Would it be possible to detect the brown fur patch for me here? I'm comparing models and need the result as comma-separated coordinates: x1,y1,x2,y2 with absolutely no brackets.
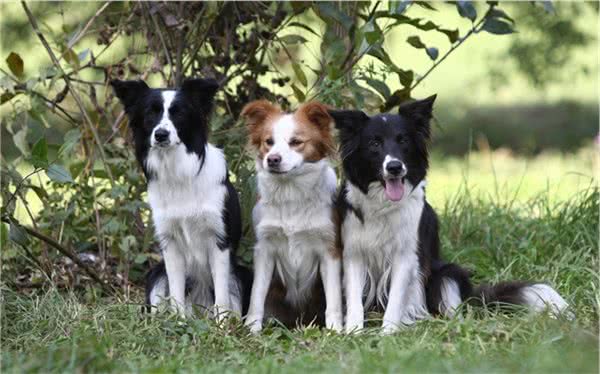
241,100,282,159
293,102,335,162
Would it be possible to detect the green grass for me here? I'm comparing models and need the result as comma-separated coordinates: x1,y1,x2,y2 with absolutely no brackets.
2,157,598,373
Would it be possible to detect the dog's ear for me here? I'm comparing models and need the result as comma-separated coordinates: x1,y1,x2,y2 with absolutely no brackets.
110,80,149,111
398,94,436,140
297,102,333,130
328,110,369,134
241,100,281,148
180,78,219,112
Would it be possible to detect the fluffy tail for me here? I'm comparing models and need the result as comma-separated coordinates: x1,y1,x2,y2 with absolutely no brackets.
426,262,572,318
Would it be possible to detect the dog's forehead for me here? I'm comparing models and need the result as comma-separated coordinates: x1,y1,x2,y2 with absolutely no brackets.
365,114,406,134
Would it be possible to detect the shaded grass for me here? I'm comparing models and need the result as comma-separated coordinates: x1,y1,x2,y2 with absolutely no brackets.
2,185,598,373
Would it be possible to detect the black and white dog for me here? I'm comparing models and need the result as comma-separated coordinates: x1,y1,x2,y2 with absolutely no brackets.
331,95,570,334
111,78,250,319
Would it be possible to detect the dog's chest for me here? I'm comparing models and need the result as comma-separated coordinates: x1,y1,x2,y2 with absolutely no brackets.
147,145,227,255
342,183,425,272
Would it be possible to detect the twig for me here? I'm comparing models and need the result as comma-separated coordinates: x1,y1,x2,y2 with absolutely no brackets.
22,1,115,186
2,216,117,296
144,2,174,83
411,4,495,91
66,2,111,49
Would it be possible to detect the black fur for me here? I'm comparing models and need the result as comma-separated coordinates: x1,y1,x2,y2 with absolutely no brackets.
331,96,553,316
112,78,251,315
111,78,218,179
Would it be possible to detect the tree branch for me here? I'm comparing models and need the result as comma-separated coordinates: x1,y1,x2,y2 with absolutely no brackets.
2,216,117,296
22,1,115,186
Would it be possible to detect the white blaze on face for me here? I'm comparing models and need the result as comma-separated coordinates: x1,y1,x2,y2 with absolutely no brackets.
263,114,304,172
151,90,180,147
382,154,407,202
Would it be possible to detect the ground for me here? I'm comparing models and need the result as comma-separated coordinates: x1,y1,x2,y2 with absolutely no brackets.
2,148,598,373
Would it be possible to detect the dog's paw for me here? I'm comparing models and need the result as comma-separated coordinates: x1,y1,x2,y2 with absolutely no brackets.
244,316,263,334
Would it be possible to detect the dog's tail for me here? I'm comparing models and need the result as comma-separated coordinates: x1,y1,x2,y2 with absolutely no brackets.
144,261,169,313
426,262,572,318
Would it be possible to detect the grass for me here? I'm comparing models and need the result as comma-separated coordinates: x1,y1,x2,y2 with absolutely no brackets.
2,149,598,373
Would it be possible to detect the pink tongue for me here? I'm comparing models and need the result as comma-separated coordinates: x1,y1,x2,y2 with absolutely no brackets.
384,179,405,201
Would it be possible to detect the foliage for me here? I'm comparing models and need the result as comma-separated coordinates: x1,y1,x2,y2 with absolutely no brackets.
0,1,573,293
2,186,598,372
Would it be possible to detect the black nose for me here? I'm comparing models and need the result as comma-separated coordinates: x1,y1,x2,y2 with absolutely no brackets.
267,154,282,168
154,129,170,143
386,160,405,176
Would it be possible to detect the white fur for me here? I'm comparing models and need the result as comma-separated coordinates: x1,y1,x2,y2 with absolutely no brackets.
150,91,181,147
520,283,572,318
146,137,241,317
343,179,429,334
382,155,406,179
245,150,342,332
261,114,304,173
439,278,462,318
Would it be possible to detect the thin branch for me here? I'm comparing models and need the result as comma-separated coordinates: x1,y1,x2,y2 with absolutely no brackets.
144,2,174,83
22,1,115,186
2,216,117,296
66,2,112,49
411,5,495,91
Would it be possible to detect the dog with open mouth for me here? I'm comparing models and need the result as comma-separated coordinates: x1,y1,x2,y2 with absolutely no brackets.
241,100,343,332
331,95,571,334
111,78,251,319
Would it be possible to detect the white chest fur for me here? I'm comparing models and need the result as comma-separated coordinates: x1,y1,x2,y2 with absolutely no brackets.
343,180,427,310
147,144,227,277
253,161,337,305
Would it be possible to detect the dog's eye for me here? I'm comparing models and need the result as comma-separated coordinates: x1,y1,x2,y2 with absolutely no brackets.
289,138,303,147
369,139,381,148
265,138,274,146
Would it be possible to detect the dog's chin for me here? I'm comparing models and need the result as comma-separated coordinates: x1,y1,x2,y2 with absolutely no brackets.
382,177,405,202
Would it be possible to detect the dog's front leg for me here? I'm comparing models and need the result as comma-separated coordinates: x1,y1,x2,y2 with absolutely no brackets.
381,252,415,334
320,251,343,332
163,244,187,316
244,244,274,333
210,246,232,322
344,254,366,333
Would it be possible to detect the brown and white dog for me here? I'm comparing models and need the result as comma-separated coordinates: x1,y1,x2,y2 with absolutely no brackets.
241,100,343,332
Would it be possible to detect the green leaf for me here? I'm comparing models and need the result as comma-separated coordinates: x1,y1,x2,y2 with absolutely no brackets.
392,0,412,15
407,35,426,49
481,18,515,35
364,78,391,99
488,8,514,23
59,129,81,156
0,223,8,248
426,47,439,60
314,2,353,30
279,34,308,45
406,36,438,61
134,253,148,264
6,52,24,78
291,83,305,102
46,164,74,183
12,127,29,156
363,20,383,45
63,48,79,68
438,28,460,44
9,222,29,247
457,1,477,22
292,63,308,87
396,69,414,88
30,137,49,168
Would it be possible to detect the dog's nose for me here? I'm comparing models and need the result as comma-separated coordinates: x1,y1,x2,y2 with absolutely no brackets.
154,129,170,143
267,154,282,168
385,160,405,176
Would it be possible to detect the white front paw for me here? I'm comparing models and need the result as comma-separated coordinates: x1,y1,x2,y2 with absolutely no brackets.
326,313,343,332
381,320,400,335
244,315,263,334
345,313,364,334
